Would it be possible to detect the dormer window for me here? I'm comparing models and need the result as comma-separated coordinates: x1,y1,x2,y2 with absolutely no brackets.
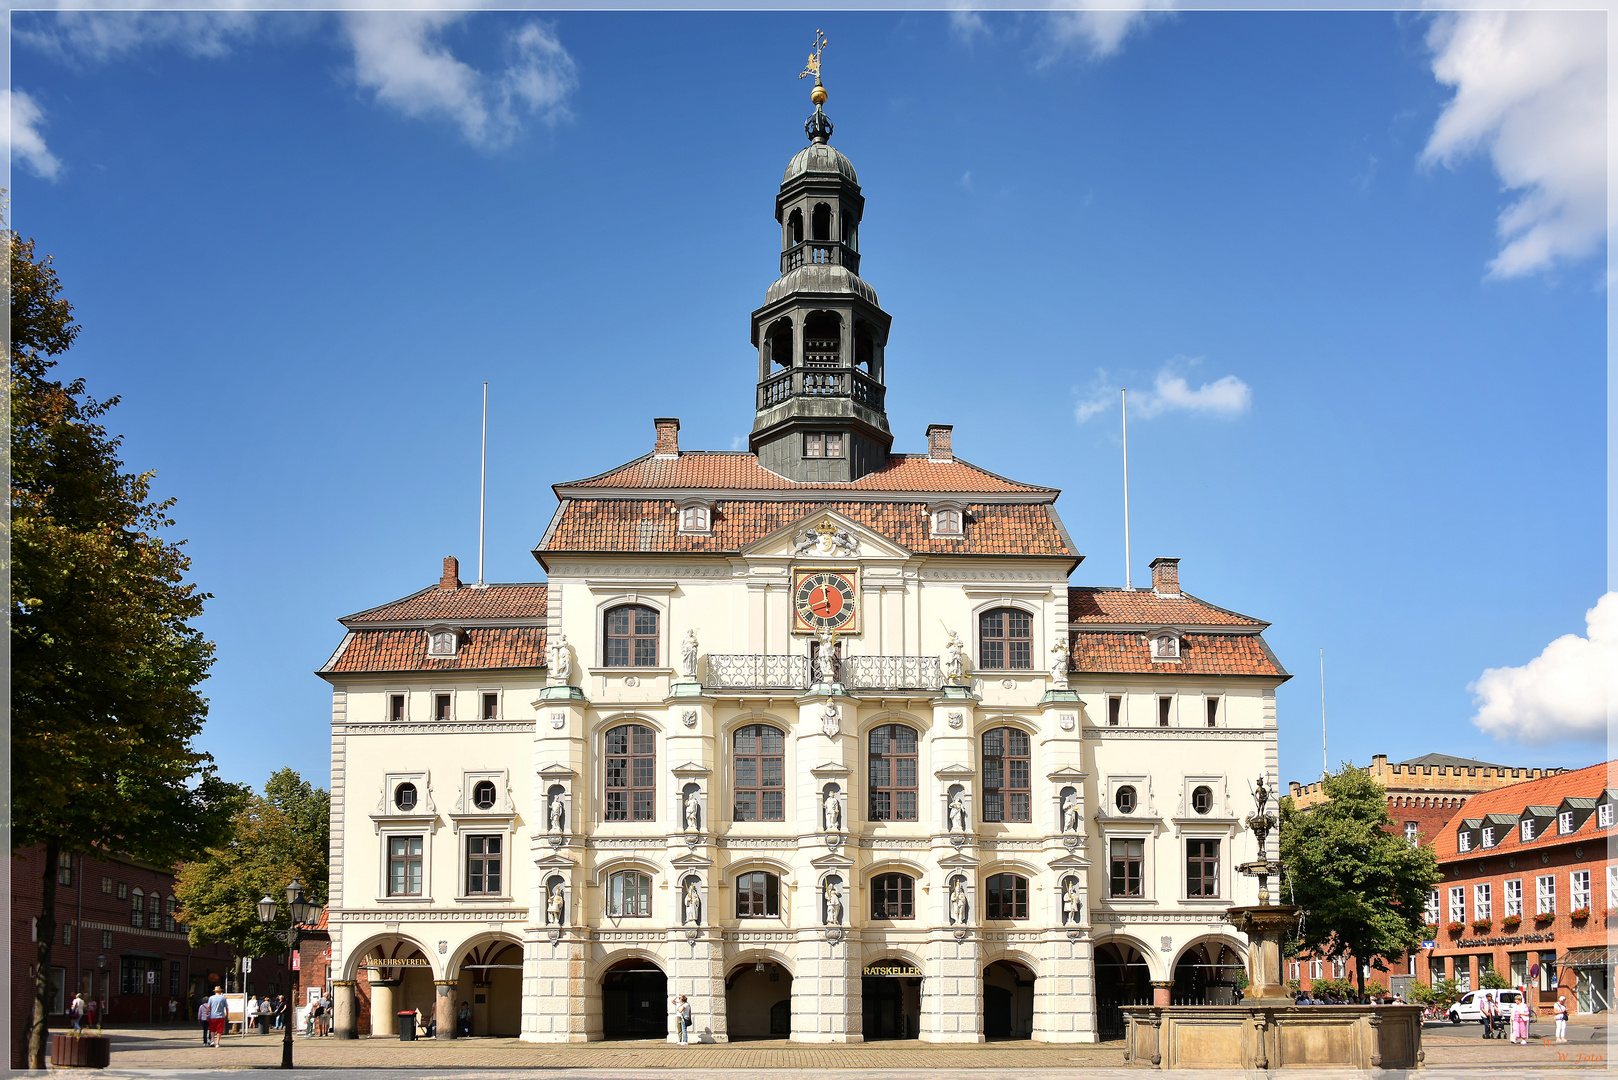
932,508,962,536
1521,819,1535,842
679,506,710,533
427,629,457,657
1458,831,1471,852
1151,634,1180,660
1559,811,1574,834
1482,827,1495,848
1600,803,1613,829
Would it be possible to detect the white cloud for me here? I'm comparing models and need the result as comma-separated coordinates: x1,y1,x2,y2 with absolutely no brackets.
7,90,64,181
1074,359,1251,423
342,13,575,149
729,435,746,451
1422,12,1606,279
1040,1,1172,63
1469,593,1617,745
948,8,989,44
16,10,259,64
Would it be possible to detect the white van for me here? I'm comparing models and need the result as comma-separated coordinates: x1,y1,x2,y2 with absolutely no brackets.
1449,988,1524,1023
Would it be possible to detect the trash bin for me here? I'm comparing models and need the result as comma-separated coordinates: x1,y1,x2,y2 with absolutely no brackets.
397,1011,416,1041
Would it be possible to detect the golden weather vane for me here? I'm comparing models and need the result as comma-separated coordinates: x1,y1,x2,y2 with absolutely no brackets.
798,28,829,105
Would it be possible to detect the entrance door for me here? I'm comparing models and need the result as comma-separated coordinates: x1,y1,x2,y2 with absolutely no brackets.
860,976,919,1039
602,961,667,1039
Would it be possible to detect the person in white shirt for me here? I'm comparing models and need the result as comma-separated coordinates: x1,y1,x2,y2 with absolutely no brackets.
1554,996,1569,1042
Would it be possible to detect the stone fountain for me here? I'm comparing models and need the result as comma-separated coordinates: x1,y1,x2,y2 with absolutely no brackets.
1120,777,1424,1070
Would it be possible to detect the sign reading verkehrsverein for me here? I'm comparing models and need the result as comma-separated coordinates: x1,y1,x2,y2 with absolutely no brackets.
364,958,433,967
862,963,921,978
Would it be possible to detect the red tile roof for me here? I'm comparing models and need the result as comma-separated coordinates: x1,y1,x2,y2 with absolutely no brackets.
1431,760,1616,861
1069,631,1287,677
540,499,1074,557
343,584,548,624
560,452,1054,495
1068,587,1265,627
321,627,547,674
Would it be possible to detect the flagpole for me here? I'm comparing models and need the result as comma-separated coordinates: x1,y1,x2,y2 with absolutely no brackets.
1121,388,1133,590
1320,648,1328,779
478,382,488,588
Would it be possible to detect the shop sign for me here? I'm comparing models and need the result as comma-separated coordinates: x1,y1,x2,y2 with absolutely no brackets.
862,963,921,978
365,958,433,968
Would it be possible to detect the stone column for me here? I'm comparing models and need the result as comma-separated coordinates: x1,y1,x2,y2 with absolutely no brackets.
368,980,399,1038
792,931,862,1042
331,981,358,1040
433,980,457,1039
669,931,727,1043
1034,935,1096,1042
1151,981,1174,1007
920,935,983,1042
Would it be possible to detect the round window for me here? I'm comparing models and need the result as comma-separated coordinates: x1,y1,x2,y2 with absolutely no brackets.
394,782,418,811
1192,785,1213,815
1115,785,1137,814
473,780,497,810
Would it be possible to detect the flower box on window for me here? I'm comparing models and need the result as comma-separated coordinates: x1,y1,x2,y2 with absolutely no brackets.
1501,915,1521,931
1471,918,1493,933
1533,911,1555,925
1570,908,1590,921
1446,921,1466,935
1422,923,1439,938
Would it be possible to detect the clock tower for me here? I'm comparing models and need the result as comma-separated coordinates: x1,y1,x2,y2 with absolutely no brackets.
749,61,894,482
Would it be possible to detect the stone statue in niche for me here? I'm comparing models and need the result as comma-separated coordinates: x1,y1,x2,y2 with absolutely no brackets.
1063,878,1082,925
546,883,565,925
949,878,968,926
551,634,572,684
948,790,968,833
814,627,839,683
820,701,841,738
823,789,841,831
548,792,566,834
824,880,843,925
680,629,699,679
1061,790,1081,834
1050,639,1069,690
683,790,701,832
942,629,967,683
683,881,701,925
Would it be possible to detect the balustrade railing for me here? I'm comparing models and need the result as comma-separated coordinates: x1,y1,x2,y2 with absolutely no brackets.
755,367,886,412
780,241,861,277
842,655,941,691
706,654,809,690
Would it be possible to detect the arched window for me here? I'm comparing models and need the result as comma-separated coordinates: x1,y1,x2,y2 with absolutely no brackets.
733,725,785,821
130,889,144,928
985,873,1029,920
979,608,1032,670
735,871,780,917
811,202,832,241
605,724,656,821
841,214,858,251
165,897,177,933
787,208,804,245
767,318,794,369
149,902,161,930
803,312,841,367
868,725,918,822
982,728,1031,823
607,870,652,917
871,873,914,919
604,604,659,667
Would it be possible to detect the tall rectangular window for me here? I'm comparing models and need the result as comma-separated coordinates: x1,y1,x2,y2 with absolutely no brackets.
1425,889,1439,924
1504,878,1523,917
607,871,651,918
1474,883,1492,920
1405,822,1419,846
981,727,1031,823
434,693,451,721
1608,865,1617,909
1205,698,1218,727
732,724,785,822
1110,838,1143,897
1157,697,1171,726
1449,886,1465,924
101,876,113,895
481,693,499,720
604,724,657,822
121,958,143,996
1310,959,1322,979
1459,831,1471,852
388,835,423,896
979,608,1032,670
1539,951,1556,991
1559,811,1575,834
868,725,918,822
1536,874,1555,915
1570,869,1591,911
1600,803,1613,829
61,924,72,947
57,859,72,887
466,835,502,895
1483,827,1495,847
170,962,182,996
1521,819,1535,841
804,433,823,457
1107,696,1122,726
1186,839,1220,897
735,871,780,918
389,694,405,722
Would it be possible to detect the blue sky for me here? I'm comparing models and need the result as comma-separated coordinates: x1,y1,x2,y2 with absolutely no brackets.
11,9,1609,795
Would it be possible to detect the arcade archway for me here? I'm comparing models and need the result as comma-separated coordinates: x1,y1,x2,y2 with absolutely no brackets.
601,957,667,1040
1094,940,1152,1040
726,959,792,1039
982,959,1035,1039
1171,941,1245,1005
861,957,921,1040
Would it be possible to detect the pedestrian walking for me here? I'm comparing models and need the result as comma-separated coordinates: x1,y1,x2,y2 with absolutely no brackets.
245,996,258,1035
167,997,178,1024
69,993,85,1034
1554,996,1568,1042
198,999,211,1044
207,985,230,1048
1480,992,1496,1039
1510,988,1530,1044
274,995,286,1030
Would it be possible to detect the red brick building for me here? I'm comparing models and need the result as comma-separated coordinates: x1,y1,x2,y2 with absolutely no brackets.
1418,760,1614,1017
10,845,276,1067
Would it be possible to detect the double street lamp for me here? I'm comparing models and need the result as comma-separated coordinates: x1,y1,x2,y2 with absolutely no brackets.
257,878,323,1070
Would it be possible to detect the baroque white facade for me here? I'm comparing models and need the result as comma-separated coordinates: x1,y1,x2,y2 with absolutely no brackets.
318,85,1288,1045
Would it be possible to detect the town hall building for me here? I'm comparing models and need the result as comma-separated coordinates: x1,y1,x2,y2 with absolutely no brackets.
317,70,1290,1044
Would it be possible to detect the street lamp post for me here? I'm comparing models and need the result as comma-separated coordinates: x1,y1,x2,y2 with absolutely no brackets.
257,879,323,1070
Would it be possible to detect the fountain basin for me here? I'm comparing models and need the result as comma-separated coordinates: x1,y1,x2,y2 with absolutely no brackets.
1120,1003,1424,1070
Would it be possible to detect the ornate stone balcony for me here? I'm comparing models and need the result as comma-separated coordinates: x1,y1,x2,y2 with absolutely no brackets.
756,367,885,411
704,654,940,692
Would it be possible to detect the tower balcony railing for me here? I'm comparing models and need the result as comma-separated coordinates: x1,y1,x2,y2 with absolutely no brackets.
756,368,886,412
781,240,860,277
704,654,940,692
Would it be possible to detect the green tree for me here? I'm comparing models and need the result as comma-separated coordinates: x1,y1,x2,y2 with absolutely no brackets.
1480,969,1512,990
175,769,330,959
9,232,247,1068
1279,763,1440,997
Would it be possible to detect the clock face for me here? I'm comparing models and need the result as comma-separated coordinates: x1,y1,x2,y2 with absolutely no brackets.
794,570,858,633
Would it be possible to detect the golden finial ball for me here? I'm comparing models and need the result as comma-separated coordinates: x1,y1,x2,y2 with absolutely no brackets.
811,84,828,106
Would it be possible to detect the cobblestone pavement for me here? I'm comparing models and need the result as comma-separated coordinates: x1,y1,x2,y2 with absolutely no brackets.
65,1018,1611,1076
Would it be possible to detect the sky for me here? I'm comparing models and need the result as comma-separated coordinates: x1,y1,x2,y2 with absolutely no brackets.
9,8,1610,796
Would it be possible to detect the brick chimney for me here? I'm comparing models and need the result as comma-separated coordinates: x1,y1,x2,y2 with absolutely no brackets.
1149,557,1180,597
926,424,954,462
439,555,461,591
653,417,681,459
